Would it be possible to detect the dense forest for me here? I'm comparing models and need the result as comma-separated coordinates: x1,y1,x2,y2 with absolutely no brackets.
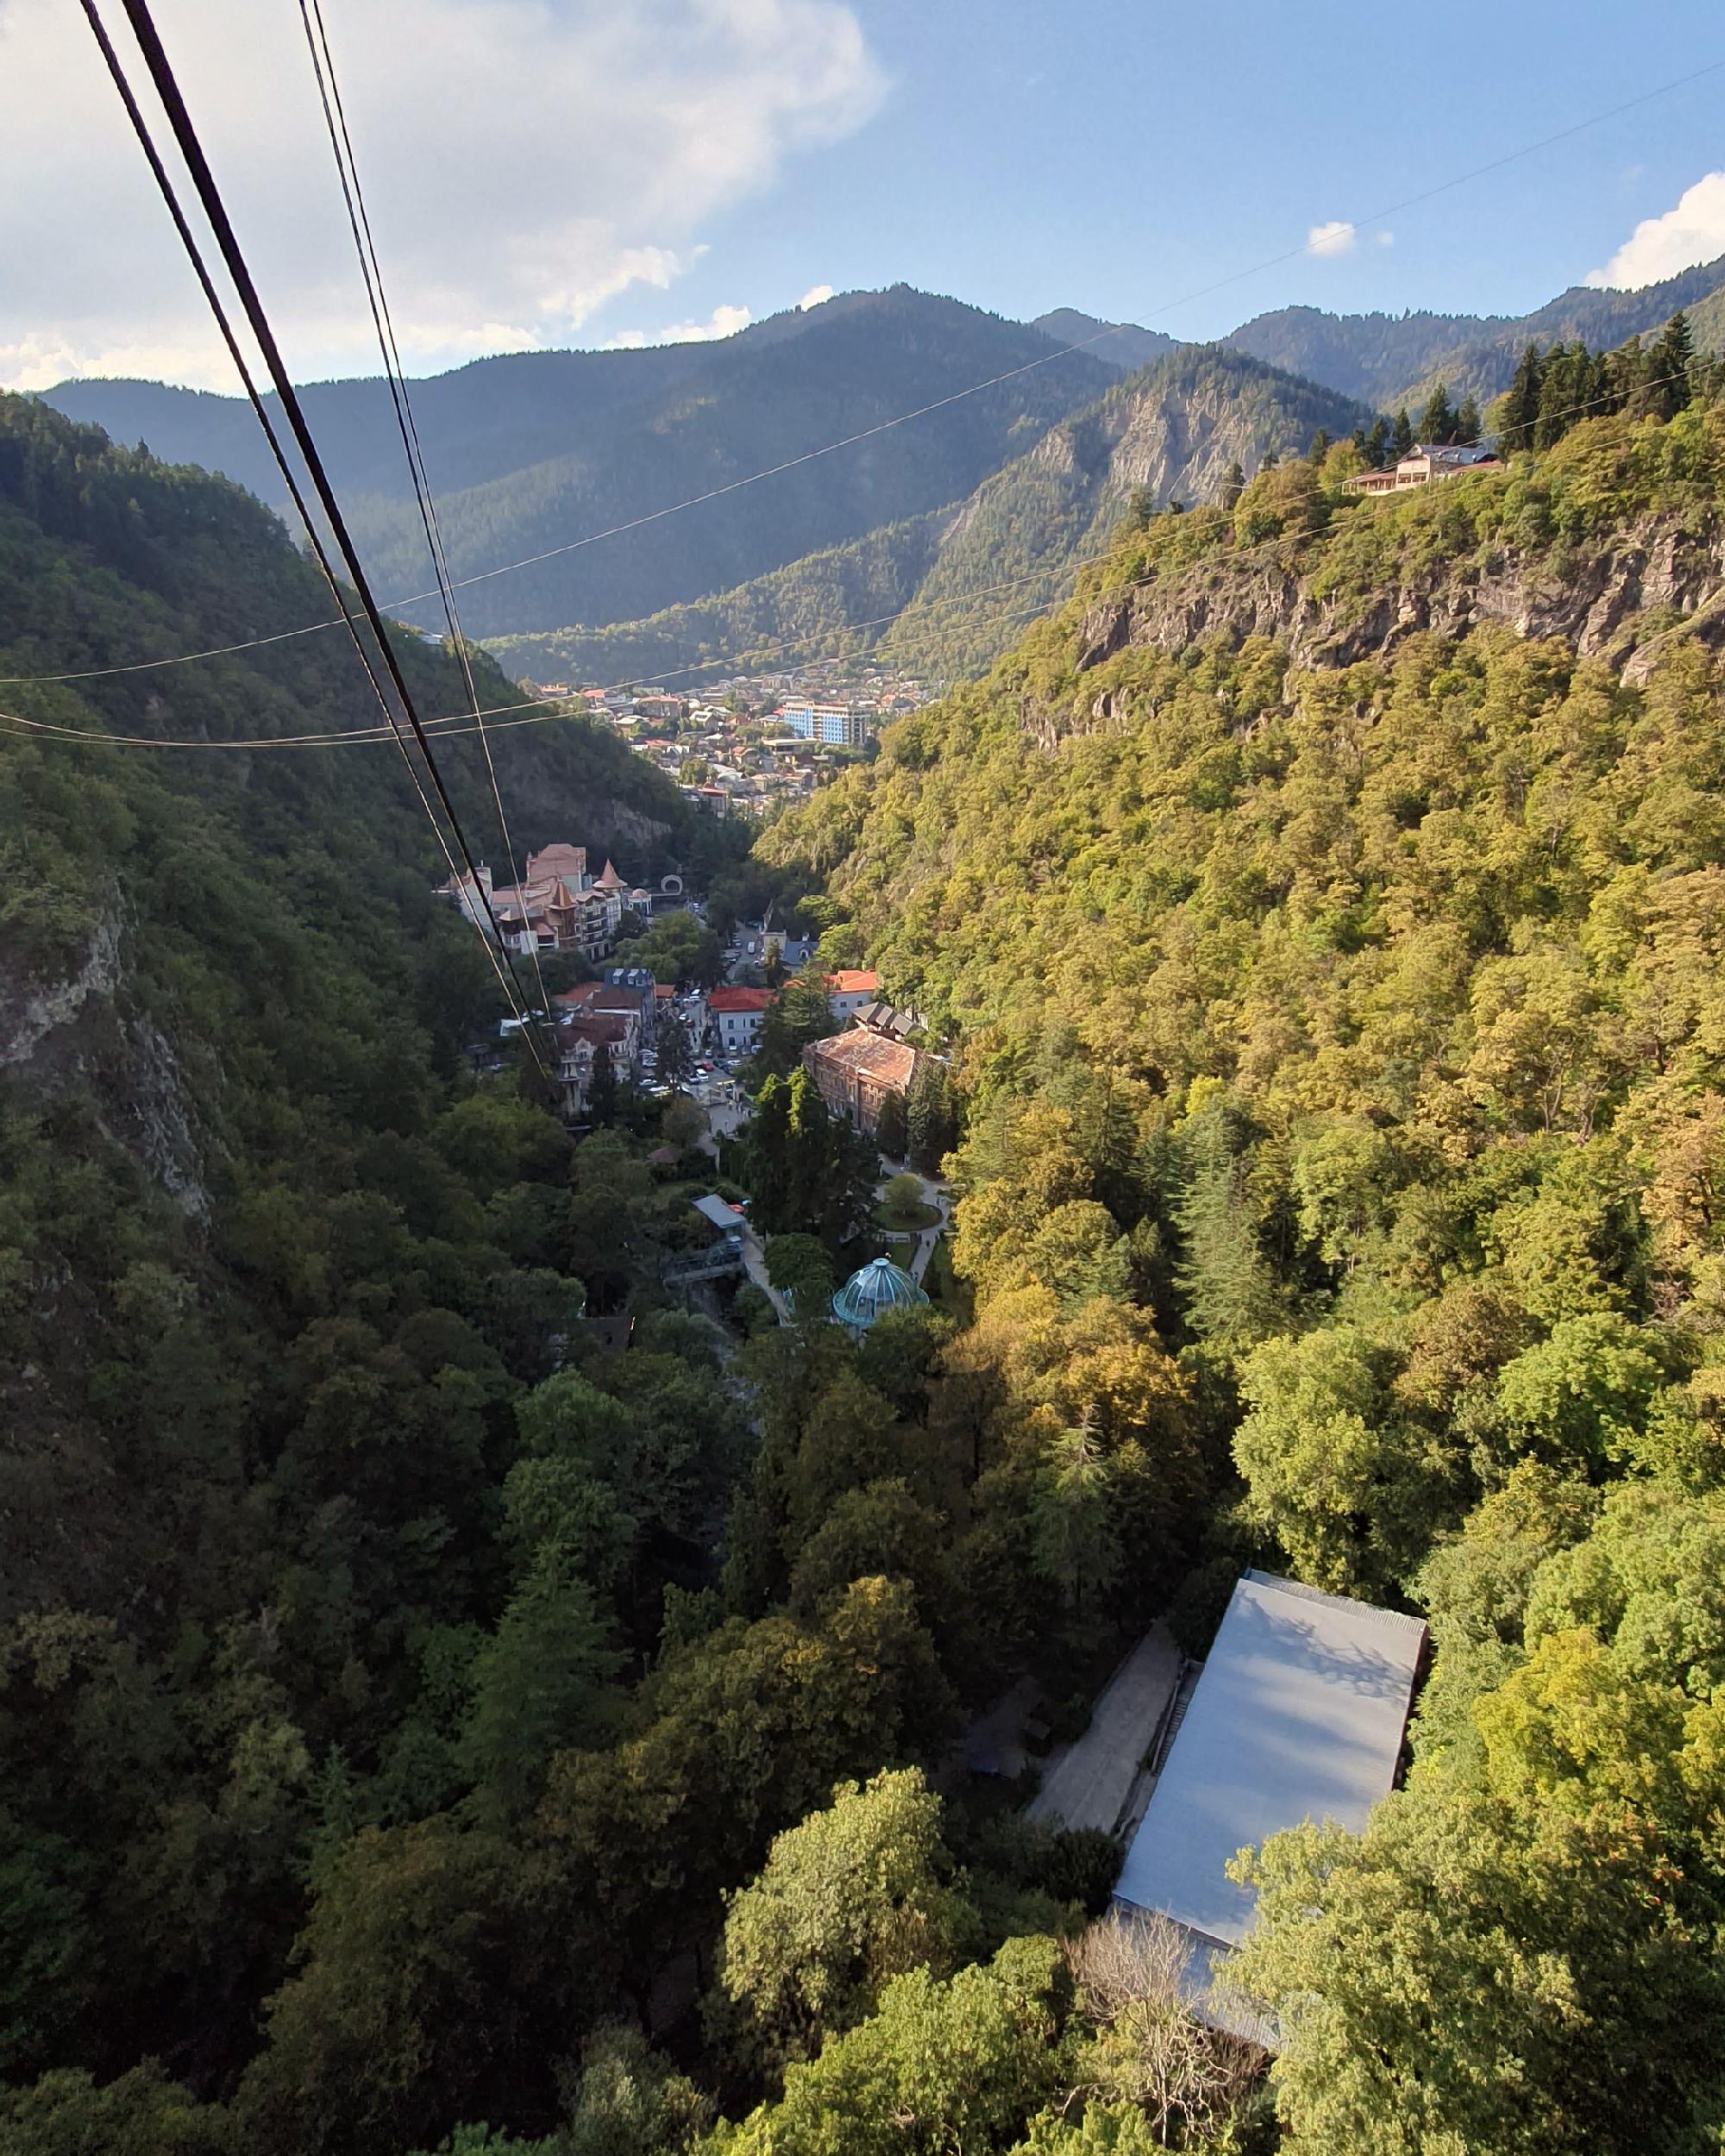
9,370,1725,2155
756,390,1725,2150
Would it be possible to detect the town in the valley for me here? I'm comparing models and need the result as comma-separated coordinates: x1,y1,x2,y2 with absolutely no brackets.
440,840,927,1135
517,654,939,820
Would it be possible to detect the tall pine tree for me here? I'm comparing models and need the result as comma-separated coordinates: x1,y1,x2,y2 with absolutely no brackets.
1389,408,1414,461
1647,310,1696,420
1417,384,1456,445
1498,342,1543,454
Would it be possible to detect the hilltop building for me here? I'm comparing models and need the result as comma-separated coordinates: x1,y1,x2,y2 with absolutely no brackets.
1345,442,1502,496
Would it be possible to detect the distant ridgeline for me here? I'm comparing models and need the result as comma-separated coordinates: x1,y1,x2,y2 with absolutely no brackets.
492,266,1725,693
42,288,1119,641
41,256,1725,692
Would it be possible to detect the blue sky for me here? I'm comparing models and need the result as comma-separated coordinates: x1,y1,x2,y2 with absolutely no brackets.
3,0,1723,389
664,0,1725,342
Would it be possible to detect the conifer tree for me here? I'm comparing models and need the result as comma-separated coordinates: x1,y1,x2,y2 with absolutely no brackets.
1647,310,1696,420
1535,342,1590,449
1363,416,1389,468
906,1061,957,1174
1453,393,1481,445
1308,428,1331,462
1417,384,1455,445
875,1087,908,1162
1604,332,1647,414
1389,408,1414,461
1498,342,1543,454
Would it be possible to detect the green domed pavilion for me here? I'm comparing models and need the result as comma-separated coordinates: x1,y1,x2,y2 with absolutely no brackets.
831,1254,929,1331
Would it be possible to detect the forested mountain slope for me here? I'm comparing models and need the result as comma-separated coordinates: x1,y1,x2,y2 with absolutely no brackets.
0,396,775,2116
1226,250,1725,410
756,397,1725,2150
14,380,1725,2156
41,289,1116,641
498,346,1370,687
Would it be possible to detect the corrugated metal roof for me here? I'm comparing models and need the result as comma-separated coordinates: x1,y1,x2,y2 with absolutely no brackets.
1114,1570,1424,1947
692,1194,745,1232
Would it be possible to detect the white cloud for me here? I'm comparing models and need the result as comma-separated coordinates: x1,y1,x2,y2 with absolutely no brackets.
0,0,882,389
799,282,835,310
1586,172,1725,290
601,304,753,350
1307,220,1356,258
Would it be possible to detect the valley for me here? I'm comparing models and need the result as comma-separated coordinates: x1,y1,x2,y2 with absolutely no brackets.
8,188,1725,2156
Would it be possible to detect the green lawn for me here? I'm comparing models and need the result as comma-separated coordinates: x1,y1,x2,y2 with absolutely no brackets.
874,1197,941,1233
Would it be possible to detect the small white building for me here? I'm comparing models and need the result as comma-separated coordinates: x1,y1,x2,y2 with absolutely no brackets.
706,986,775,1057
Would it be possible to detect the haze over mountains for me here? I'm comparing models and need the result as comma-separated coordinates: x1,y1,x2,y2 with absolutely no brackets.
39,252,1725,680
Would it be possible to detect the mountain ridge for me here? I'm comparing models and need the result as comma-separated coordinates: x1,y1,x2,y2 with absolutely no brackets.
494,344,1371,686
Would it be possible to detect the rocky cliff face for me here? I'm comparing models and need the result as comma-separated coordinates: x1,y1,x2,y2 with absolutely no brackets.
0,912,210,1221
1073,508,1725,690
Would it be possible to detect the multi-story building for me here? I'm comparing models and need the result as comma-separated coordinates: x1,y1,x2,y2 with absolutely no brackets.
801,1027,923,1139
441,843,626,962
780,700,871,749
825,969,880,1023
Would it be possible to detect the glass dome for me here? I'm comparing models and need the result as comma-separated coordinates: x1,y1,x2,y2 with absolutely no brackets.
831,1254,930,1330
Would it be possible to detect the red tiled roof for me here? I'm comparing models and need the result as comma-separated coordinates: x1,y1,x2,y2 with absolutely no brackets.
827,969,879,994
559,1014,630,1045
525,843,587,882
805,1030,920,1091
707,986,776,1013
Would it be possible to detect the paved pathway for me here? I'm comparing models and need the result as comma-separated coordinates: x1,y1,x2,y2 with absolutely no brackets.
875,1169,950,1283
1026,1623,1182,1835
737,1220,792,1324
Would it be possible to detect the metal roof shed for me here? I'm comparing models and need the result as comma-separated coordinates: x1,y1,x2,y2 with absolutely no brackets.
1114,1570,1425,1950
692,1194,745,1234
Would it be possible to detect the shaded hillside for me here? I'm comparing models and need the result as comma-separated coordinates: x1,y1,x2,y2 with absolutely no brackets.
42,288,1115,642
1227,251,1725,410
487,505,952,690
878,346,1371,677
495,347,1370,689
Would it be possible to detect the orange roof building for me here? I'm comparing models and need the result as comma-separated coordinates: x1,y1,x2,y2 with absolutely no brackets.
802,1029,922,1138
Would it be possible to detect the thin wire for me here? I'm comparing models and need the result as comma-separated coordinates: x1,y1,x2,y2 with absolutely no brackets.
79,0,546,1069
8,51,1722,694
0,562,1093,749
107,0,552,1079
296,0,554,1025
